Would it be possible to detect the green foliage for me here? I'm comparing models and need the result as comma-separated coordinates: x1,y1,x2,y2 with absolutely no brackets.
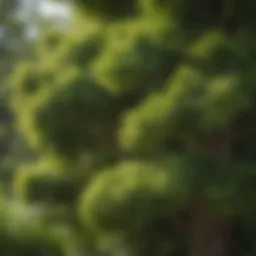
79,153,238,232
0,198,77,256
13,156,85,206
141,0,217,28
142,0,256,32
119,31,256,154
16,171,82,205
72,0,256,31
0,0,34,186
0,229,65,256
11,26,120,157
34,74,115,156
92,18,183,97
79,161,183,232
10,0,256,255
72,0,138,19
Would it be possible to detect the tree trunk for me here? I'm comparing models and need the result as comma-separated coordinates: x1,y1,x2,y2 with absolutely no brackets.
190,128,233,256
190,201,231,256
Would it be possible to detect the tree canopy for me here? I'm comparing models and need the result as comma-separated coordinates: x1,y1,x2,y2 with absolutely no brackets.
9,0,256,255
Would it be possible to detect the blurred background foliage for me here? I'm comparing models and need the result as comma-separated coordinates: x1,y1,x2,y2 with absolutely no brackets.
1,0,256,256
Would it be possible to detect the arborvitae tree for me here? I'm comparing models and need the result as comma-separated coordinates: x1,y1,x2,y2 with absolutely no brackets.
11,0,256,255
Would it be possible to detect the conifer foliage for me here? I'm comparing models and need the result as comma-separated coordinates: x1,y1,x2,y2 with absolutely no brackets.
11,0,256,255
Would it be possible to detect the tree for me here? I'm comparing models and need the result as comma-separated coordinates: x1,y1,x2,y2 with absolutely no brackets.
0,0,36,188
0,1,80,255
0,193,77,256
0,0,71,188
11,0,256,255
